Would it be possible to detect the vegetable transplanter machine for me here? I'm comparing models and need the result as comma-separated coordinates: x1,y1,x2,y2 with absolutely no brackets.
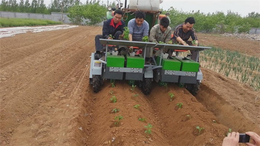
89,39,211,95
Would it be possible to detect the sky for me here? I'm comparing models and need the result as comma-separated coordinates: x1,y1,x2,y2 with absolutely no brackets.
43,0,260,17
158,0,260,17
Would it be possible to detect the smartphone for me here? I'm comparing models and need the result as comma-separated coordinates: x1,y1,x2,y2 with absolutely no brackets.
239,133,250,143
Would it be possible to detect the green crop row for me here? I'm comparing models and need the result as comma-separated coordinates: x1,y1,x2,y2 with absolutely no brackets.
0,17,62,27
200,47,260,91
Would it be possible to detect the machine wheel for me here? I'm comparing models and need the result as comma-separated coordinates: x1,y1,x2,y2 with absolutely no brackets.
142,78,152,95
92,75,103,93
185,81,200,96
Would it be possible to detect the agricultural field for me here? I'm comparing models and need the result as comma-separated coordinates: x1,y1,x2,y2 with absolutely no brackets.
200,47,260,91
199,33,260,91
0,18,62,27
0,26,259,145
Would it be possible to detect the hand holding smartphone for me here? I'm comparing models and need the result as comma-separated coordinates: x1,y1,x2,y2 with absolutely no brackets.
239,133,250,143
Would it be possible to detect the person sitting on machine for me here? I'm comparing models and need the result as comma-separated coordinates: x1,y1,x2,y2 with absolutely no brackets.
128,11,149,42
127,11,149,60
149,17,172,60
95,9,125,58
172,17,199,61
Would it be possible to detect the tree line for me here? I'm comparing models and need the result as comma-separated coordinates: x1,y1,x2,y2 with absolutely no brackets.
0,0,81,14
0,0,259,33
166,7,260,33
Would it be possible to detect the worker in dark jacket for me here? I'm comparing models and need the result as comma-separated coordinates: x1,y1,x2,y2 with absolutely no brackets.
95,9,125,54
172,17,199,61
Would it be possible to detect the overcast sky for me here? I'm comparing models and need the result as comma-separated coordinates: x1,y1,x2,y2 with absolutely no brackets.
159,0,260,17
44,0,260,17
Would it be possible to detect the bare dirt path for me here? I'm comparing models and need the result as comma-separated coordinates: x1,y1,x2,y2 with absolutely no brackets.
198,33,260,58
0,26,259,146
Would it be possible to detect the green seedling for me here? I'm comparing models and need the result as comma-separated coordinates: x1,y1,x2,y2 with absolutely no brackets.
142,36,149,42
163,83,168,89
134,104,140,109
196,126,204,135
108,34,114,39
169,92,175,101
129,80,135,86
158,41,164,44
110,80,115,88
138,117,146,122
111,108,119,113
145,123,153,135
123,27,129,40
176,102,183,109
192,40,197,45
109,90,114,95
159,82,166,86
226,128,232,136
114,115,123,126
167,40,172,44
111,82,115,88
110,95,117,103
130,84,136,91
133,94,139,97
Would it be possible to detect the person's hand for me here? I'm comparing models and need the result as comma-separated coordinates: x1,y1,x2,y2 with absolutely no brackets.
119,34,124,40
183,42,189,46
194,42,198,46
246,131,260,146
180,40,189,46
222,132,239,146
129,46,134,53
108,37,113,39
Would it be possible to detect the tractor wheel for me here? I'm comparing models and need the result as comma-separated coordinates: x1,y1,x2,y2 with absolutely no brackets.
142,78,152,95
185,81,200,96
92,75,102,93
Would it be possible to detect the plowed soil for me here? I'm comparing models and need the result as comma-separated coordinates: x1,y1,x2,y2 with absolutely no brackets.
0,26,259,146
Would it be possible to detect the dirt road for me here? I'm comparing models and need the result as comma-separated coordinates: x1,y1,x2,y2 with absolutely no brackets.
0,26,259,146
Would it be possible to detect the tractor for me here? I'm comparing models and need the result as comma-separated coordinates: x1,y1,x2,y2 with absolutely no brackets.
89,0,211,95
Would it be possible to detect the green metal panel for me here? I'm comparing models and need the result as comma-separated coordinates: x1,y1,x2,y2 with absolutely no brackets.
106,55,125,67
156,57,181,71
177,58,199,72
127,56,145,68
162,58,182,71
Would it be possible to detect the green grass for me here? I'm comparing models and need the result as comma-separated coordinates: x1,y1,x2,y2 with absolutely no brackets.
200,47,260,91
0,17,62,27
